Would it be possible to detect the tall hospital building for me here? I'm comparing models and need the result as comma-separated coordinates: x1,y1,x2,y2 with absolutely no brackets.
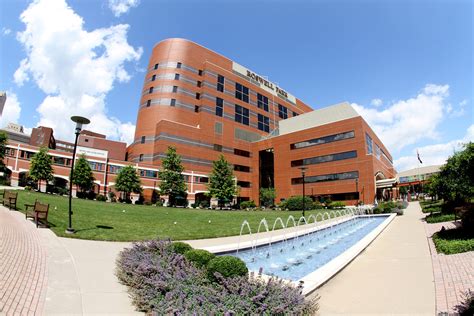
127,38,396,205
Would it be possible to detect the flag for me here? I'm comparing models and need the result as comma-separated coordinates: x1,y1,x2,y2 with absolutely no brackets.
417,150,423,164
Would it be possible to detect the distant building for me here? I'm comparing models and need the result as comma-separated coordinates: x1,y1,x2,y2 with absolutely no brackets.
398,165,442,188
0,123,30,144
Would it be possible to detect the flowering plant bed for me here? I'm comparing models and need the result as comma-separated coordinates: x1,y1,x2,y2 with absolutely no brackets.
116,239,318,314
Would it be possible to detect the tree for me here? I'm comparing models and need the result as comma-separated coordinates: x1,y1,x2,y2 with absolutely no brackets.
72,154,95,196
115,165,142,202
0,131,7,168
436,142,473,206
158,146,187,207
260,187,276,208
208,155,236,209
29,147,54,191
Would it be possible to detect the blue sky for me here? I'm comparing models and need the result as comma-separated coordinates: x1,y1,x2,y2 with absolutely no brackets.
0,0,472,171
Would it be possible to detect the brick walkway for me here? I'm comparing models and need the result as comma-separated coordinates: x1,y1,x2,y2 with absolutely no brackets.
0,206,47,315
424,220,474,314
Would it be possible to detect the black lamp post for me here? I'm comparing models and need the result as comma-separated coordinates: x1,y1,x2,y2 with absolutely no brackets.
66,116,90,234
299,167,308,218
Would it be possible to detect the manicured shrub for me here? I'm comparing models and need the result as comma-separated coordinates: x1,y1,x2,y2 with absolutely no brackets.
312,201,324,209
170,241,193,254
240,200,256,209
328,201,345,209
96,194,107,202
283,196,313,211
207,255,248,280
433,228,474,254
184,249,216,268
116,239,318,314
373,207,382,214
455,289,474,316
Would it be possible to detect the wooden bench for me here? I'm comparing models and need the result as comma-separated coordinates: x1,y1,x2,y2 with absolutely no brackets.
2,191,18,210
25,201,50,228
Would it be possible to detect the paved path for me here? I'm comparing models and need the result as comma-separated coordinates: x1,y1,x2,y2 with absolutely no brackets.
424,220,474,314
315,202,435,315
0,206,47,315
0,206,139,315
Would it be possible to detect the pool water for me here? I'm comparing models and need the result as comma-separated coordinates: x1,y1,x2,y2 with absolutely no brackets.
231,216,387,281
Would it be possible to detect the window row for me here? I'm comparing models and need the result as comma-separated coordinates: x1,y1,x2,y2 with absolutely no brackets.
292,171,359,185
152,62,203,76
291,150,357,167
291,131,355,150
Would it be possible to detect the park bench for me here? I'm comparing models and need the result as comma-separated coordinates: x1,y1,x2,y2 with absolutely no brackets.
1,191,18,210
25,201,50,228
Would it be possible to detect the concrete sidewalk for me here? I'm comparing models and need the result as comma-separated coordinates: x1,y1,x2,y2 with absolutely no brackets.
315,202,435,315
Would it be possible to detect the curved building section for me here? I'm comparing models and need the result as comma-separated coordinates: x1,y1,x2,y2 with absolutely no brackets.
128,38,396,205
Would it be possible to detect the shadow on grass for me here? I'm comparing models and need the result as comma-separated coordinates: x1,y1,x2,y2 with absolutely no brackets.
437,227,474,241
75,225,114,232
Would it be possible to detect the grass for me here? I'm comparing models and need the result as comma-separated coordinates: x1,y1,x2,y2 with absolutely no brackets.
432,227,474,254
14,191,339,242
425,212,456,223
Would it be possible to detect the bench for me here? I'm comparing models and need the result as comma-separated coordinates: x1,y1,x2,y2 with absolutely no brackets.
25,201,50,228
2,191,18,210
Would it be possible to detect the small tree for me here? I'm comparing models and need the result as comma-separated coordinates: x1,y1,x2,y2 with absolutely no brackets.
29,147,54,191
72,154,95,197
0,131,7,168
115,165,142,202
158,146,187,207
208,155,236,209
260,187,276,208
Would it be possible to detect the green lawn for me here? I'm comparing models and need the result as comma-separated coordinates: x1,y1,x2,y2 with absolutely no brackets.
14,191,337,241
420,200,444,213
425,212,456,224
433,228,474,254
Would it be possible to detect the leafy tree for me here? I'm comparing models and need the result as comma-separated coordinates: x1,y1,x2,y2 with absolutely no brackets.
436,142,473,206
0,131,7,168
72,154,95,196
115,165,142,201
29,147,54,191
158,146,187,207
208,154,236,209
260,187,276,208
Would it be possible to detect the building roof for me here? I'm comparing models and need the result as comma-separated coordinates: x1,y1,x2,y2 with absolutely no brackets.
278,102,360,136
397,164,442,178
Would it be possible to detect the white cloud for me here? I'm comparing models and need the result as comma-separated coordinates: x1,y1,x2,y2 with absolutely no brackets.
0,92,22,128
2,27,12,35
394,125,474,172
108,0,139,17
449,99,469,118
352,84,449,152
15,0,142,144
370,98,382,107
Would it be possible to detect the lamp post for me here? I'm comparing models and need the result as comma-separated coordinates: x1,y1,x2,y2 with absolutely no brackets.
66,116,90,234
355,178,359,203
298,167,308,218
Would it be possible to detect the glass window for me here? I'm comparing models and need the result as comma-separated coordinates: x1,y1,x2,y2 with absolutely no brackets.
234,164,250,172
366,133,373,154
154,63,158,70
215,122,223,134
195,176,209,183
151,74,156,81
258,114,270,132
237,181,251,188
198,69,203,76
216,97,223,117
109,165,122,174
291,150,357,167
217,75,224,92
149,87,153,94
140,169,158,178
375,144,381,159
196,93,200,100
293,111,299,117
177,62,182,69
235,83,249,103
257,93,269,111
278,104,288,119
292,171,359,184
146,100,151,107
194,105,200,113
213,144,223,152
235,104,249,125
172,86,178,93
291,131,355,150
234,148,250,157
139,154,144,162
197,81,202,88
174,73,180,80
141,136,146,144
170,99,176,106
